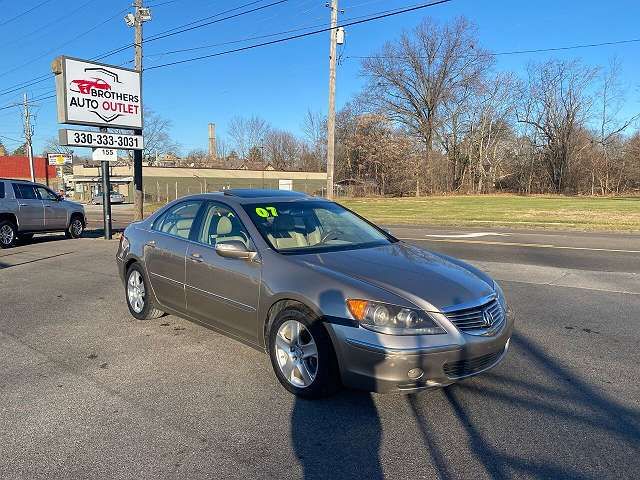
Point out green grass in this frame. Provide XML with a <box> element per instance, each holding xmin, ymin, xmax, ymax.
<box><xmin>339</xmin><ymin>195</ymin><xmax>640</xmax><ymax>232</ymax></box>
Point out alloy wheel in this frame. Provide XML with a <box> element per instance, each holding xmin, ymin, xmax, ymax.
<box><xmin>275</xmin><ymin>320</ymin><xmax>319</xmax><ymax>388</ymax></box>
<box><xmin>0</xmin><ymin>224</ymin><xmax>15</xmax><ymax>246</ymax></box>
<box><xmin>127</xmin><ymin>270</ymin><xmax>145</xmax><ymax>313</ymax></box>
<box><xmin>71</xmin><ymin>219</ymin><xmax>83</xmax><ymax>237</ymax></box>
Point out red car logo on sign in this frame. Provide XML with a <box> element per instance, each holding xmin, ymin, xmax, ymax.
<box><xmin>70</xmin><ymin>78</ymin><xmax>111</xmax><ymax>94</ymax></box>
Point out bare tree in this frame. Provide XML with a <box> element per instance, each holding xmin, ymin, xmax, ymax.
<box><xmin>361</xmin><ymin>17</ymin><xmax>493</xmax><ymax>195</ymax></box>
<box><xmin>227</xmin><ymin>115</ymin><xmax>271</xmax><ymax>160</ymax></box>
<box><xmin>264</xmin><ymin>129</ymin><xmax>300</xmax><ymax>170</ymax></box>
<box><xmin>517</xmin><ymin>59</ymin><xmax>597</xmax><ymax>193</ymax></box>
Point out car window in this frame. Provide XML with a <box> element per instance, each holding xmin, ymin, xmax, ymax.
<box><xmin>0</xmin><ymin>182</ymin><xmax>4</xmax><ymax>199</ymax></box>
<box><xmin>153</xmin><ymin>201</ymin><xmax>202</xmax><ymax>239</ymax></box>
<box><xmin>196</xmin><ymin>202</ymin><xmax>252</xmax><ymax>249</ymax></box>
<box><xmin>36</xmin><ymin>186</ymin><xmax>58</xmax><ymax>201</ymax></box>
<box><xmin>244</xmin><ymin>201</ymin><xmax>393</xmax><ymax>253</ymax></box>
<box><xmin>12</xmin><ymin>183</ymin><xmax>38</xmax><ymax>200</ymax></box>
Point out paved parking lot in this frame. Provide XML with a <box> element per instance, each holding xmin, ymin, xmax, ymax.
<box><xmin>0</xmin><ymin>229</ymin><xmax>639</xmax><ymax>479</ymax></box>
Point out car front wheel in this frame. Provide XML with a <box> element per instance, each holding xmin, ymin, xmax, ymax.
<box><xmin>66</xmin><ymin>216</ymin><xmax>84</xmax><ymax>239</ymax></box>
<box><xmin>268</xmin><ymin>306</ymin><xmax>340</xmax><ymax>399</ymax></box>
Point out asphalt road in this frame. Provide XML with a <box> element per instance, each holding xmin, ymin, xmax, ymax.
<box><xmin>0</xmin><ymin>220</ymin><xmax>638</xmax><ymax>479</ymax></box>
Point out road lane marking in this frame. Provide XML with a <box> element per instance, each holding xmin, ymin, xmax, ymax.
<box><xmin>398</xmin><ymin>237</ymin><xmax>640</xmax><ymax>254</ymax></box>
<box><xmin>423</xmin><ymin>232</ymin><xmax>509</xmax><ymax>238</ymax></box>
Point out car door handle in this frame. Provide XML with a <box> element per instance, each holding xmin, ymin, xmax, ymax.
<box><xmin>145</xmin><ymin>240</ymin><xmax>156</xmax><ymax>248</ymax></box>
<box><xmin>18</xmin><ymin>203</ymin><xmax>28</xmax><ymax>206</ymax></box>
<box><xmin>190</xmin><ymin>252</ymin><xmax>203</xmax><ymax>262</ymax></box>
<box><xmin>44</xmin><ymin>205</ymin><xmax>51</xmax><ymax>208</ymax></box>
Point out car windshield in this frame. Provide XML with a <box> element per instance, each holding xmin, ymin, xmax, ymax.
<box><xmin>243</xmin><ymin>200</ymin><xmax>394</xmax><ymax>253</ymax></box>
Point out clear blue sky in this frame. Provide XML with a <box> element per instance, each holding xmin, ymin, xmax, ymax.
<box><xmin>1</xmin><ymin>0</ymin><xmax>639</xmax><ymax>155</ymax></box>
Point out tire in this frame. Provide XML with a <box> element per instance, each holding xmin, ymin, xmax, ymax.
<box><xmin>65</xmin><ymin>215</ymin><xmax>84</xmax><ymax>239</ymax></box>
<box><xmin>268</xmin><ymin>306</ymin><xmax>341</xmax><ymax>399</ymax></box>
<box><xmin>125</xmin><ymin>263</ymin><xmax>164</xmax><ymax>320</ymax></box>
<box><xmin>0</xmin><ymin>220</ymin><xmax>17</xmax><ymax>249</ymax></box>
<box><xmin>18</xmin><ymin>233</ymin><xmax>34</xmax><ymax>244</ymax></box>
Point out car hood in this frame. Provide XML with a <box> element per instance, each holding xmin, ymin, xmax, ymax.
<box><xmin>298</xmin><ymin>242</ymin><xmax>494</xmax><ymax>311</ymax></box>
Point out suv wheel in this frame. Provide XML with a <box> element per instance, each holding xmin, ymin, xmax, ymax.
<box><xmin>0</xmin><ymin>220</ymin><xmax>17</xmax><ymax>248</ymax></box>
<box><xmin>268</xmin><ymin>306</ymin><xmax>341</xmax><ymax>398</ymax></box>
<box><xmin>125</xmin><ymin>264</ymin><xmax>164</xmax><ymax>320</ymax></box>
<box><xmin>66</xmin><ymin>215</ymin><xmax>84</xmax><ymax>239</ymax></box>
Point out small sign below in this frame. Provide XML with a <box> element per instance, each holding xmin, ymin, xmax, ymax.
<box><xmin>47</xmin><ymin>152</ymin><xmax>73</xmax><ymax>166</ymax></box>
<box><xmin>60</xmin><ymin>128</ymin><xmax>143</xmax><ymax>150</ymax></box>
<box><xmin>92</xmin><ymin>148</ymin><xmax>117</xmax><ymax>162</ymax></box>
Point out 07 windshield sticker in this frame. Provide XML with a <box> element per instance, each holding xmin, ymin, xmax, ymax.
<box><xmin>255</xmin><ymin>206</ymin><xmax>278</xmax><ymax>218</ymax></box>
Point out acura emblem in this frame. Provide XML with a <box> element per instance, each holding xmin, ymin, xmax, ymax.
<box><xmin>482</xmin><ymin>309</ymin><xmax>494</xmax><ymax>327</ymax></box>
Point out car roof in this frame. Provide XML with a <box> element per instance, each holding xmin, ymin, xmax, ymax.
<box><xmin>186</xmin><ymin>189</ymin><xmax>325</xmax><ymax>205</ymax></box>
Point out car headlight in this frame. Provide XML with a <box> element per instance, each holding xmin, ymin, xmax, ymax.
<box><xmin>346</xmin><ymin>299</ymin><xmax>446</xmax><ymax>335</ymax></box>
<box><xmin>494</xmin><ymin>281</ymin><xmax>507</xmax><ymax>307</ymax></box>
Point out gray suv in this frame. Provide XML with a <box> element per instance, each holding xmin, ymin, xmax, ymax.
<box><xmin>0</xmin><ymin>179</ymin><xmax>86</xmax><ymax>248</ymax></box>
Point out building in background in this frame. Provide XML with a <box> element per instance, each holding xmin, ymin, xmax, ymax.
<box><xmin>0</xmin><ymin>156</ymin><xmax>57</xmax><ymax>185</ymax></box>
<box><xmin>72</xmin><ymin>164</ymin><xmax>327</xmax><ymax>202</ymax></box>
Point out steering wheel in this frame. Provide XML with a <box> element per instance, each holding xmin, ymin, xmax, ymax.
<box><xmin>319</xmin><ymin>229</ymin><xmax>343</xmax><ymax>244</ymax></box>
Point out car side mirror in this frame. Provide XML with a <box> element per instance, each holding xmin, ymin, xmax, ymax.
<box><xmin>215</xmin><ymin>241</ymin><xmax>258</xmax><ymax>261</ymax></box>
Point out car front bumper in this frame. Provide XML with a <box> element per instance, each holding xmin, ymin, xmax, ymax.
<box><xmin>326</xmin><ymin>309</ymin><xmax>514</xmax><ymax>393</ymax></box>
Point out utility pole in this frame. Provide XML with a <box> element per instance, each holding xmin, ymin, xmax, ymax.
<box><xmin>131</xmin><ymin>0</ymin><xmax>148</xmax><ymax>221</ymax></box>
<box><xmin>325</xmin><ymin>0</ymin><xmax>339</xmax><ymax>200</ymax></box>
<box><xmin>23</xmin><ymin>93</ymin><xmax>35</xmax><ymax>182</ymax></box>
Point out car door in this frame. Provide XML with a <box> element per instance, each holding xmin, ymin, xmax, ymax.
<box><xmin>144</xmin><ymin>200</ymin><xmax>203</xmax><ymax>314</ymax></box>
<box><xmin>12</xmin><ymin>183</ymin><xmax>44</xmax><ymax>231</ymax></box>
<box><xmin>35</xmin><ymin>186</ymin><xmax>67</xmax><ymax>230</ymax></box>
<box><xmin>185</xmin><ymin>201</ymin><xmax>261</xmax><ymax>343</ymax></box>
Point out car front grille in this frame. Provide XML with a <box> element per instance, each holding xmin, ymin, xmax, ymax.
<box><xmin>443</xmin><ymin>348</ymin><xmax>504</xmax><ymax>378</ymax></box>
<box><xmin>444</xmin><ymin>298</ymin><xmax>505</xmax><ymax>334</ymax></box>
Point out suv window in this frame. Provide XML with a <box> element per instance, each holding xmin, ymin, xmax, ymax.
<box><xmin>197</xmin><ymin>202</ymin><xmax>252</xmax><ymax>249</ymax></box>
<box><xmin>153</xmin><ymin>201</ymin><xmax>202</xmax><ymax>239</ymax></box>
<box><xmin>12</xmin><ymin>183</ymin><xmax>38</xmax><ymax>200</ymax></box>
<box><xmin>0</xmin><ymin>182</ymin><xmax>4</xmax><ymax>199</ymax></box>
<box><xmin>36</xmin><ymin>186</ymin><xmax>58</xmax><ymax>201</ymax></box>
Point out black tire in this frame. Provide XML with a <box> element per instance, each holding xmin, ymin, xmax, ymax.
<box><xmin>0</xmin><ymin>220</ymin><xmax>17</xmax><ymax>248</ymax></box>
<box><xmin>125</xmin><ymin>263</ymin><xmax>164</xmax><ymax>320</ymax></box>
<box><xmin>65</xmin><ymin>215</ymin><xmax>84</xmax><ymax>239</ymax></box>
<box><xmin>17</xmin><ymin>233</ymin><xmax>34</xmax><ymax>244</ymax></box>
<box><xmin>268</xmin><ymin>305</ymin><xmax>341</xmax><ymax>399</ymax></box>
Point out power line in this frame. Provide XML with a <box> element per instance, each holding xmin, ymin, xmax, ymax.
<box><xmin>144</xmin><ymin>0</ymin><xmax>289</xmax><ymax>44</ymax></box>
<box><xmin>0</xmin><ymin>0</ymin><xmax>288</xmax><ymax>97</ymax></box>
<box><xmin>347</xmin><ymin>37</ymin><xmax>640</xmax><ymax>60</ymax></box>
<box><xmin>145</xmin><ymin>5</ymin><xmax>413</xmax><ymax>58</ymax></box>
<box><xmin>0</xmin><ymin>0</ymin><xmax>55</xmax><ymax>27</ymax></box>
<box><xmin>145</xmin><ymin>0</ymin><xmax>454</xmax><ymax>70</ymax></box>
<box><xmin>0</xmin><ymin>6</ymin><xmax>130</xmax><ymax>80</ymax></box>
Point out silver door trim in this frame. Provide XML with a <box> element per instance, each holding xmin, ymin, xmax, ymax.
<box><xmin>185</xmin><ymin>283</ymin><xmax>256</xmax><ymax>312</ymax></box>
<box><xmin>149</xmin><ymin>271</ymin><xmax>184</xmax><ymax>286</ymax></box>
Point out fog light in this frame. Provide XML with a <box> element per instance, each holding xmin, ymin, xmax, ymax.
<box><xmin>407</xmin><ymin>368</ymin><xmax>424</xmax><ymax>380</ymax></box>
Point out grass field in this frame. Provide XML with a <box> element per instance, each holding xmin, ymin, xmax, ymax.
<box><xmin>339</xmin><ymin>195</ymin><xmax>640</xmax><ymax>232</ymax></box>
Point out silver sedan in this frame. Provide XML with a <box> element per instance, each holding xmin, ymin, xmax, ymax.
<box><xmin>116</xmin><ymin>189</ymin><xmax>513</xmax><ymax>398</ymax></box>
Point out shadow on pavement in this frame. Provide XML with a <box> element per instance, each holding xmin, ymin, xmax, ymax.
<box><xmin>291</xmin><ymin>390</ymin><xmax>383</xmax><ymax>480</ymax></box>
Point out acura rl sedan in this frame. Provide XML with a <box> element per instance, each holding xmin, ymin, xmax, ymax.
<box><xmin>116</xmin><ymin>189</ymin><xmax>513</xmax><ymax>398</ymax></box>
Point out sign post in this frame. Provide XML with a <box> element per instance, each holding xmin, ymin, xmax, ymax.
<box><xmin>52</xmin><ymin>56</ymin><xmax>143</xmax><ymax>240</ymax></box>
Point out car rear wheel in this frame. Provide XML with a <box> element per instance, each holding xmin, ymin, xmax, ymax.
<box><xmin>268</xmin><ymin>306</ymin><xmax>341</xmax><ymax>398</ymax></box>
<box><xmin>126</xmin><ymin>264</ymin><xmax>164</xmax><ymax>320</ymax></box>
<box><xmin>65</xmin><ymin>216</ymin><xmax>84</xmax><ymax>239</ymax></box>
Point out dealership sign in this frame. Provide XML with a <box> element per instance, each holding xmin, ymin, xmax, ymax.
<box><xmin>53</xmin><ymin>56</ymin><xmax>142</xmax><ymax>129</ymax></box>
<box><xmin>47</xmin><ymin>152</ymin><xmax>73</xmax><ymax>166</ymax></box>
